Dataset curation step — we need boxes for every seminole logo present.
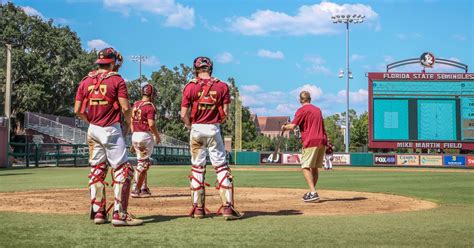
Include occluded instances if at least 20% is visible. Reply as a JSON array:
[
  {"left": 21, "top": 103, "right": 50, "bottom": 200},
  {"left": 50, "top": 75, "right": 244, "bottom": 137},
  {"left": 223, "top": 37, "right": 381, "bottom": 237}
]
[{"left": 420, "top": 52, "right": 435, "bottom": 68}]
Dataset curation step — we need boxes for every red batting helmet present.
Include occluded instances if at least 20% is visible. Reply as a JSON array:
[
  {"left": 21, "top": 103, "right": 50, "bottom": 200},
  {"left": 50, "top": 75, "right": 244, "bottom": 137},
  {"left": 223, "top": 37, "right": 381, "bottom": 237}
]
[
  {"left": 193, "top": 56, "right": 213, "bottom": 75},
  {"left": 96, "top": 47, "right": 118, "bottom": 65},
  {"left": 142, "top": 83, "right": 157, "bottom": 98}
]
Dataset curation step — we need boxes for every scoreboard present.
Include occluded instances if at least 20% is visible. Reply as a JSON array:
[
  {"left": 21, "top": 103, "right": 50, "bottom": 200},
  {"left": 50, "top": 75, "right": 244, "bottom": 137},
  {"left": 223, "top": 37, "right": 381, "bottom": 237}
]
[{"left": 368, "top": 72, "right": 474, "bottom": 150}]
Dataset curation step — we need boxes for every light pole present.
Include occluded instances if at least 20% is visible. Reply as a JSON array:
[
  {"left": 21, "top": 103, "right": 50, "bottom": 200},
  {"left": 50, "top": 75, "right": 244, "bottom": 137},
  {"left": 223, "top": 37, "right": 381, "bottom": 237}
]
[
  {"left": 131, "top": 55, "right": 148, "bottom": 82},
  {"left": 332, "top": 14, "right": 365, "bottom": 153}
]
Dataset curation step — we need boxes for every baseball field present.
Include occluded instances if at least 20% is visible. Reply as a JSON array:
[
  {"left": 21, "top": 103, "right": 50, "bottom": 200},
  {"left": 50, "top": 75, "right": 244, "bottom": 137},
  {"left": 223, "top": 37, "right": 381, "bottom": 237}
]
[{"left": 0, "top": 166, "right": 473, "bottom": 247}]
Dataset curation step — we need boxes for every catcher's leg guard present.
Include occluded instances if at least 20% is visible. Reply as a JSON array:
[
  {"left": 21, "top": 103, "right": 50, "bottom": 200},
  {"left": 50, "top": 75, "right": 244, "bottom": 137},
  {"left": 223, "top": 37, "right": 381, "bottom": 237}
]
[
  {"left": 189, "top": 165, "right": 210, "bottom": 218},
  {"left": 88, "top": 162, "right": 109, "bottom": 224},
  {"left": 111, "top": 162, "right": 143, "bottom": 226},
  {"left": 112, "top": 162, "right": 134, "bottom": 213},
  {"left": 215, "top": 163, "right": 242, "bottom": 220},
  {"left": 132, "top": 159, "right": 151, "bottom": 198}
]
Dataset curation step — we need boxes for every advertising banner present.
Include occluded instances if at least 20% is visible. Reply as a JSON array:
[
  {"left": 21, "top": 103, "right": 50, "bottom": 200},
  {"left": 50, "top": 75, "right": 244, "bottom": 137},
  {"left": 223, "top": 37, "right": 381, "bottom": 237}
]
[
  {"left": 374, "top": 154, "right": 397, "bottom": 165},
  {"left": 443, "top": 155, "right": 466, "bottom": 167},
  {"left": 282, "top": 154, "right": 302, "bottom": 164},
  {"left": 467, "top": 155, "right": 474, "bottom": 167},
  {"left": 260, "top": 153, "right": 282, "bottom": 164},
  {"left": 419, "top": 155, "right": 443, "bottom": 166},
  {"left": 332, "top": 154, "right": 350, "bottom": 165},
  {"left": 397, "top": 155, "right": 419, "bottom": 166}
]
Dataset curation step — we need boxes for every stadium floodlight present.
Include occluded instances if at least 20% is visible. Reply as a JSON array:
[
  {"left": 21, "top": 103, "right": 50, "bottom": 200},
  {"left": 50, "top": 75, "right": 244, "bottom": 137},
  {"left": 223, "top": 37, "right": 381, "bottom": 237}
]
[
  {"left": 131, "top": 55, "right": 149, "bottom": 82},
  {"left": 331, "top": 13, "right": 365, "bottom": 153}
]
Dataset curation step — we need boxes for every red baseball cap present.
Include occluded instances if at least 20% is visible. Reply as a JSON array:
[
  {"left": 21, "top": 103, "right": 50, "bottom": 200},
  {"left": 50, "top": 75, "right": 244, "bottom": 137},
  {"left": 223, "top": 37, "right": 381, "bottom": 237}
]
[{"left": 95, "top": 47, "right": 117, "bottom": 64}]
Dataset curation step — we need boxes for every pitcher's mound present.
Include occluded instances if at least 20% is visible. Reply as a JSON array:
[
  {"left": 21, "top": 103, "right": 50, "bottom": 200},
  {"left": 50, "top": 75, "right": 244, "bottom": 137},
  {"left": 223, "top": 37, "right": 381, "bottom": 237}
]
[{"left": 0, "top": 187, "right": 437, "bottom": 216}]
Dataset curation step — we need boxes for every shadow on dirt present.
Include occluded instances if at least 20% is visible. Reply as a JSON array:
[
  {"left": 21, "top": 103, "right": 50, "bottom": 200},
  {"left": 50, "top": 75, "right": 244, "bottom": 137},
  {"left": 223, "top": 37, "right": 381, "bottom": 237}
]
[{"left": 315, "top": 197, "right": 368, "bottom": 203}]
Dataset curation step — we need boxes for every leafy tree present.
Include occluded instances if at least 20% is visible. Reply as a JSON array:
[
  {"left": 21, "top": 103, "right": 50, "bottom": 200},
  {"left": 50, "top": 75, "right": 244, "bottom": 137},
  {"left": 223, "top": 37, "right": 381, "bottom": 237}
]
[
  {"left": 324, "top": 114, "right": 345, "bottom": 152},
  {"left": 147, "top": 64, "right": 192, "bottom": 141},
  {"left": 351, "top": 111, "right": 368, "bottom": 151},
  {"left": 0, "top": 3, "right": 95, "bottom": 128}
]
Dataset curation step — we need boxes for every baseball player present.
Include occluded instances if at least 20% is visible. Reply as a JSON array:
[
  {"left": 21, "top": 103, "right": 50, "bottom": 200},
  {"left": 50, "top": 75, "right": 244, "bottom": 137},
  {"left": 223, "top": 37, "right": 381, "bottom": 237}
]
[
  {"left": 324, "top": 141, "right": 334, "bottom": 170},
  {"left": 282, "top": 91, "right": 328, "bottom": 202},
  {"left": 130, "top": 83, "right": 161, "bottom": 198},
  {"left": 74, "top": 47, "right": 142, "bottom": 226},
  {"left": 180, "top": 56, "right": 242, "bottom": 220}
]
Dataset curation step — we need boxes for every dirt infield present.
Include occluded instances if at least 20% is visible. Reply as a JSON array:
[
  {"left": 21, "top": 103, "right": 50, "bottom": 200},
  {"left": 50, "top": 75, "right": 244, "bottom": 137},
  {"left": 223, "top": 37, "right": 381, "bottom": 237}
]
[{"left": 0, "top": 187, "right": 437, "bottom": 217}]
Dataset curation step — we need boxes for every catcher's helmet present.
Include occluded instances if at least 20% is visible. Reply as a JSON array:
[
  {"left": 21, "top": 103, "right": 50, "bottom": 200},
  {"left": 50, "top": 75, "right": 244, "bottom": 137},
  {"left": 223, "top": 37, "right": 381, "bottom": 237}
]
[
  {"left": 193, "top": 56, "right": 213, "bottom": 75},
  {"left": 142, "top": 83, "right": 157, "bottom": 98},
  {"left": 96, "top": 47, "right": 118, "bottom": 65},
  {"left": 113, "top": 52, "right": 123, "bottom": 71}
]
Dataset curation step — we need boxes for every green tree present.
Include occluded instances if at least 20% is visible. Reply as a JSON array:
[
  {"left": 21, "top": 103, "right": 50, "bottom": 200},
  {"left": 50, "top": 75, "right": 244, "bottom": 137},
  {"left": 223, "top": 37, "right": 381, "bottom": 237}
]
[
  {"left": 351, "top": 111, "right": 368, "bottom": 151},
  {"left": 0, "top": 3, "right": 95, "bottom": 125},
  {"left": 324, "top": 114, "right": 345, "bottom": 152},
  {"left": 148, "top": 64, "right": 192, "bottom": 141}
]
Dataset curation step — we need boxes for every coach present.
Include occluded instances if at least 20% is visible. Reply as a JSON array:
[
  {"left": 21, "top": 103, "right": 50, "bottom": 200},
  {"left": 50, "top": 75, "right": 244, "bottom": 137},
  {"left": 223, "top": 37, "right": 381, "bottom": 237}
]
[{"left": 282, "top": 91, "right": 328, "bottom": 202}]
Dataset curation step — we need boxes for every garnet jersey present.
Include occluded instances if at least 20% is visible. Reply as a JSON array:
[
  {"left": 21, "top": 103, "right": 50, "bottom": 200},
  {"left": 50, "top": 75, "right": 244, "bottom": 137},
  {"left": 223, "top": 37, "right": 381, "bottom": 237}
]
[
  {"left": 75, "top": 72, "right": 128, "bottom": 127},
  {"left": 181, "top": 78, "right": 231, "bottom": 124},
  {"left": 291, "top": 104, "right": 328, "bottom": 148},
  {"left": 131, "top": 100, "right": 156, "bottom": 132}
]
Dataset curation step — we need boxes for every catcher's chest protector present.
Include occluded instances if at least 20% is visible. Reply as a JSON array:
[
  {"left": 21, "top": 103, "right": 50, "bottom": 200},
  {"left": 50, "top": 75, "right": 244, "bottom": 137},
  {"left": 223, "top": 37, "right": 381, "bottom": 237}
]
[
  {"left": 132, "top": 101, "right": 156, "bottom": 125},
  {"left": 190, "top": 78, "right": 226, "bottom": 120},
  {"left": 80, "top": 71, "right": 120, "bottom": 113}
]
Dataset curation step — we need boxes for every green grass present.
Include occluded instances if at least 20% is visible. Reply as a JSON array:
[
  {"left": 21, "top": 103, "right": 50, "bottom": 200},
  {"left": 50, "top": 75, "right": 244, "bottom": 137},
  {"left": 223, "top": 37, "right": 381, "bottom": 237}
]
[{"left": 0, "top": 166, "right": 473, "bottom": 247}]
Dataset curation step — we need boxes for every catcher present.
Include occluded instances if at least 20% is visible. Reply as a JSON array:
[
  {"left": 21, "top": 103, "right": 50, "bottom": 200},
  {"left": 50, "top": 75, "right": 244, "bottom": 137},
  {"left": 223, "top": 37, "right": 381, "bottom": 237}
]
[
  {"left": 74, "top": 47, "right": 142, "bottom": 226},
  {"left": 324, "top": 141, "right": 334, "bottom": 170},
  {"left": 130, "top": 83, "right": 161, "bottom": 198},
  {"left": 180, "top": 56, "right": 242, "bottom": 220}
]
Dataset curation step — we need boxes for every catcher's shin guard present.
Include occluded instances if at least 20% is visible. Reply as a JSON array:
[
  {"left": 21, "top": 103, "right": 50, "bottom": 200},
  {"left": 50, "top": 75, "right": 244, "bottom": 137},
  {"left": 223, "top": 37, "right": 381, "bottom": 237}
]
[
  {"left": 132, "top": 159, "right": 151, "bottom": 195},
  {"left": 189, "top": 165, "right": 210, "bottom": 218},
  {"left": 112, "top": 162, "right": 134, "bottom": 215},
  {"left": 215, "top": 163, "right": 242, "bottom": 220},
  {"left": 88, "top": 162, "right": 109, "bottom": 223}
]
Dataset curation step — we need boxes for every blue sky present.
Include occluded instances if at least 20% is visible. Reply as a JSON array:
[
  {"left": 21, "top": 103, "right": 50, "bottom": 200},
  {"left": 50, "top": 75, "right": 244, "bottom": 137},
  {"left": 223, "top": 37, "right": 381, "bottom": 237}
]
[{"left": 10, "top": 0, "right": 474, "bottom": 117}]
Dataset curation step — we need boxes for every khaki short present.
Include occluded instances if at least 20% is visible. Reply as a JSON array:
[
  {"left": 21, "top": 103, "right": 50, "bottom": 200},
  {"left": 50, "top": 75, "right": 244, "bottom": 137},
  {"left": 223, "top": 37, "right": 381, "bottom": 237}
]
[{"left": 301, "top": 146, "right": 326, "bottom": 168}]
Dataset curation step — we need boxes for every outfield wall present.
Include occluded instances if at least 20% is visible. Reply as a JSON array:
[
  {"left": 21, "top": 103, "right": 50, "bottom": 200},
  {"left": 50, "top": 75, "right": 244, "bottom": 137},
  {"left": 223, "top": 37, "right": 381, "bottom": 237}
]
[{"left": 236, "top": 152, "right": 473, "bottom": 168}]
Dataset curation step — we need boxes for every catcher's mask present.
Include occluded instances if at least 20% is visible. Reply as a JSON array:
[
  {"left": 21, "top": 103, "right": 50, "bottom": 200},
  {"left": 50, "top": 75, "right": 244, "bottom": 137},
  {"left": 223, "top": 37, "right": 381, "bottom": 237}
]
[{"left": 142, "top": 83, "right": 157, "bottom": 98}]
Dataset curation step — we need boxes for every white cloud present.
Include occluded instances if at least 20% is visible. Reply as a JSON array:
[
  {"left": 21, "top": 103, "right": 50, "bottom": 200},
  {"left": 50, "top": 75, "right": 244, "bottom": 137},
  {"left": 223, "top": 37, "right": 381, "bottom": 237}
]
[
  {"left": 141, "top": 56, "right": 161, "bottom": 67},
  {"left": 291, "top": 84, "right": 323, "bottom": 100},
  {"left": 241, "top": 85, "right": 261, "bottom": 93},
  {"left": 395, "top": 32, "right": 422, "bottom": 40},
  {"left": 87, "top": 39, "right": 112, "bottom": 51},
  {"left": 304, "top": 55, "right": 332, "bottom": 75},
  {"left": 351, "top": 54, "right": 366, "bottom": 62},
  {"left": 21, "top": 6, "right": 44, "bottom": 19},
  {"left": 257, "top": 49, "right": 285, "bottom": 59},
  {"left": 200, "top": 16, "right": 222, "bottom": 32},
  {"left": 103, "top": 0, "right": 195, "bottom": 29},
  {"left": 215, "top": 52, "right": 234, "bottom": 64},
  {"left": 338, "top": 89, "right": 368, "bottom": 103},
  {"left": 452, "top": 34, "right": 466, "bottom": 41},
  {"left": 242, "top": 83, "right": 369, "bottom": 117},
  {"left": 229, "top": 1, "right": 378, "bottom": 36}
]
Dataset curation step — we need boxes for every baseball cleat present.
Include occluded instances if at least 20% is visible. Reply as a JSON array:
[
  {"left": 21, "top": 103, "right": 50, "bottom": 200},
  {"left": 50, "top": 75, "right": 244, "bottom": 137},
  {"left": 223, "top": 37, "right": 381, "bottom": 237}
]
[
  {"left": 93, "top": 212, "right": 107, "bottom": 224},
  {"left": 192, "top": 207, "right": 205, "bottom": 219},
  {"left": 131, "top": 189, "right": 141, "bottom": 198},
  {"left": 140, "top": 188, "right": 152, "bottom": 198},
  {"left": 223, "top": 206, "right": 243, "bottom": 220},
  {"left": 303, "top": 192, "right": 320, "bottom": 202},
  {"left": 111, "top": 211, "right": 143, "bottom": 226}
]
